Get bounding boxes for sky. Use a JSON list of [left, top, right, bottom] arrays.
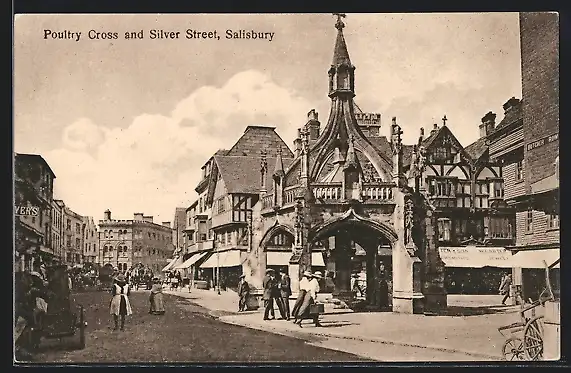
[[14, 13, 522, 225]]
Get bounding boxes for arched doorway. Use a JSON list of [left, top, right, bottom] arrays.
[[311, 210, 397, 311]]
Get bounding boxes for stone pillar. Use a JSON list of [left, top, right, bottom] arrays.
[[542, 300, 560, 360], [392, 190, 424, 314], [289, 263, 300, 295], [332, 232, 352, 301], [422, 208, 447, 314]]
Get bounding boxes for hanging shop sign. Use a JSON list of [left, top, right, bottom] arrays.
[[14, 205, 40, 216]]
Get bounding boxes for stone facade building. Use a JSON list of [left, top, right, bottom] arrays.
[[98, 210, 174, 274], [82, 216, 98, 263], [61, 204, 85, 265]]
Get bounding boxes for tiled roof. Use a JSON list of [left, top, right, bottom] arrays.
[[464, 137, 488, 161], [367, 136, 414, 168], [214, 155, 294, 194], [226, 126, 294, 159]]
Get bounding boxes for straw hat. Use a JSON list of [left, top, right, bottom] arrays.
[[312, 271, 323, 279], [266, 268, 275, 273], [303, 270, 312, 277], [115, 274, 127, 283], [239, 274, 246, 279]]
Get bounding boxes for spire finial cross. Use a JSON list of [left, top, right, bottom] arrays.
[[333, 13, 346, 30], [442, 115, 448, 126]]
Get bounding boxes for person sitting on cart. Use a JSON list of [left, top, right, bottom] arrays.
[[149, 277, 166, 315], [109, 274, 133, 331]]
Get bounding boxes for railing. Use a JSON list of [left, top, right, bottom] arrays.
[[312, 183, 342, 200], [283, 186, 298, 205], [362, 183, 394, 201]]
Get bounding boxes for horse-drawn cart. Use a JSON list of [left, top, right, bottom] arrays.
[[498, 260, 559, 361]]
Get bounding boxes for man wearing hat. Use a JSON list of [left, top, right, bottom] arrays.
[[237, 274, 250, 312], [262, 268, 278, 320], [291, 270, 312, 322], [278, 269, 292, 320], [295, 271, 323, 327]]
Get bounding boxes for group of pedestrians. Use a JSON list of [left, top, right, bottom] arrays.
[[261, 268, 323, 328]]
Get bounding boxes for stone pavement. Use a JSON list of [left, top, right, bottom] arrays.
[[165, 288, 519, 361]]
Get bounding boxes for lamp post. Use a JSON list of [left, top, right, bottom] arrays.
[[216, 238, 221, 295]]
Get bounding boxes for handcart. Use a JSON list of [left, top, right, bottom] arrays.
[[498, 260, 557, 361]]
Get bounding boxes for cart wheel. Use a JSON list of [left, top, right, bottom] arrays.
[[502, 337, 525, 361], [78, 305, 86, 349], [523, 316, 544, 360]]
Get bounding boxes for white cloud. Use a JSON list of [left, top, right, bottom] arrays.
[[45, 70, 313, 224]]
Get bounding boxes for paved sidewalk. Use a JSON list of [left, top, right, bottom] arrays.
[[166, 288, 516, 361]]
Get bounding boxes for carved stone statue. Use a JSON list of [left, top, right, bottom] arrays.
[[390, 118, 403, 155], [404, 197, 415, 247], [410, 145, 427, 179]]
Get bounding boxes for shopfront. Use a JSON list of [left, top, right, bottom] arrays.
[[509, 248, 560, 302], [438, 246, 513, 294], [200, 249, 244, 290]]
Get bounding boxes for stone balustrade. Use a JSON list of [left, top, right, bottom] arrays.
[[312, 183, 342, 200]]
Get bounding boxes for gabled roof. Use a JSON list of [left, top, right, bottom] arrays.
[[366, 136, 415, 168], [464, 137, 488, 161], [225, 126, 294, 159], [214, 155, 294, 194]]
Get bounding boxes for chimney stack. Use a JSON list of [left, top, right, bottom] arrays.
[[143, 215, 153, 223], [430, 123, 438, 136], [306, 109, 321, 141], [162, 221, 171, 228], [419, 127, 425, 143], [133, 212, 144, 221], [503, 97, 521, 113], [480, 111, 497, 138], [104, 209, 111, 221]]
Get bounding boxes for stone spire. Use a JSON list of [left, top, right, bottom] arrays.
[[328, 13, 355, 98], [273, 147, 285, 178], [332, 13, 351, 67]]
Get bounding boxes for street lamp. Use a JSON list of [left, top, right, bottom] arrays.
[[216, 240, 221, 295]]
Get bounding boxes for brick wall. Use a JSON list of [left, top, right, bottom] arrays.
[[520, 12, 559, 187]]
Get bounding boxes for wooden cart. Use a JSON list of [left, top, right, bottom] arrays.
[[498, 260, 558, 361]]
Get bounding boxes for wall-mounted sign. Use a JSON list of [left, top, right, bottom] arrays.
[[526, 133, 559, 152], [15, 205, 40, 216]]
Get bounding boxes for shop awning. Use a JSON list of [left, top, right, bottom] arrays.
[[200, 249, 243, 269], [510, 249, 560, 269], [173, 252, 209, 270], [438, 247, 513, 268], [265, 251, 325, 266], [162, 256, 181, 272]]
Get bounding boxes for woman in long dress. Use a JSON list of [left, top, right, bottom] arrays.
[[149, 277, 165, 315], [109, 274, 132, 331]]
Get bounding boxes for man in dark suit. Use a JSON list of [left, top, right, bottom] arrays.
[[278, 269, 292, 320], [262, 269, 276, 320], [237, 274, 250, 312]]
